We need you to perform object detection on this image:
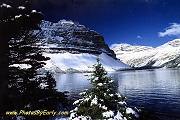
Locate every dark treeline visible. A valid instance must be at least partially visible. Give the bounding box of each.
[0,0,70,119]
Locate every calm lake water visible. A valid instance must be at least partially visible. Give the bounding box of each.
[55,69,180,120]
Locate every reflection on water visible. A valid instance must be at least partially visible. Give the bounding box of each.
[55,69,180,120]
[55,73,91,99]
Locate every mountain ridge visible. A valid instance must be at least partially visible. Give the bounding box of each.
[111,39,180,68]
[36,20,116,58]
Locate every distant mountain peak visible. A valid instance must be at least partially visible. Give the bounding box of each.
[111,39,180,68]
[165,39,180,47]
[59,19,74,25]
[111,43,153,53]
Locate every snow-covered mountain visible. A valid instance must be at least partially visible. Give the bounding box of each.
[36,20,116,58]
[111,39,180,68]
[35,20,129,72]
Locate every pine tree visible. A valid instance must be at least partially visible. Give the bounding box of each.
[70,58,139,120]
[0,0,43,111]
[0,1,69,119]
[8,31,51,109]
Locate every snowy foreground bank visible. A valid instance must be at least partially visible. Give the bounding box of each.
[43,53,129,73]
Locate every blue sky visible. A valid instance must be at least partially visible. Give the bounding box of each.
[33,0,180,47]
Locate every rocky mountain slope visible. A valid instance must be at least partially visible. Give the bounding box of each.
[35,20,129,72]
[111,39,180,68]
[36,20,116,58]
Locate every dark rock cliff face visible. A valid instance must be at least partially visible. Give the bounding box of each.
[35,20,116,59]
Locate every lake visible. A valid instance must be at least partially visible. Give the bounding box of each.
[55,69,180,120]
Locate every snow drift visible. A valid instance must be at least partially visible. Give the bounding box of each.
[43,52,129,73]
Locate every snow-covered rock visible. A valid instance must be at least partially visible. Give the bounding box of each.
[111,39,180,68]
[34,20,129,72]
[36,20,117,59]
